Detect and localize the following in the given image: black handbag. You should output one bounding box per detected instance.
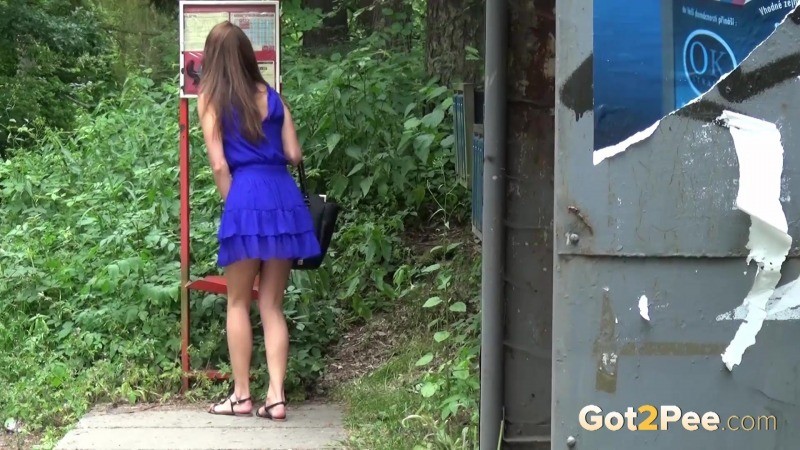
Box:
[293,162,340,270]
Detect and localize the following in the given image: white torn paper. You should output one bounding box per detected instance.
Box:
[593,121,659,166]
[718,111,792,372]
[638,295,650,321]
[717,278,800,321]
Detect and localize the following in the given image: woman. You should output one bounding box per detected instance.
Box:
[198,21,321,421]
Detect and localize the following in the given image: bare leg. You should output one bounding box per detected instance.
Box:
[256,259,291,419]
[209,258,259,414]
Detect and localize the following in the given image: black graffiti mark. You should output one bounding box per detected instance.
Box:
[560,53,593,120]
[680,10,800,120]
[717,52,800,103]
[715,6,800,102]
[674,99,731,124]
[186,60,202,86]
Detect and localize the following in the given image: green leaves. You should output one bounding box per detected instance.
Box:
[423,297,443,308]
[421,109,445,129]
[326,133,342,153]
[415,353,434,367]
[433,331,451,343]
[282,32,463,217]
[420,382,438,398]
[449,302,467,313]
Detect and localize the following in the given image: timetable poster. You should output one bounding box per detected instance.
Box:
[231,12,277,52]
[183,11,229,51]
[259,61,276,88]
[180,2,280,98]
[672,0,798,108]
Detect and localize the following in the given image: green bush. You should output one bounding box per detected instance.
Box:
[0,0,117,156]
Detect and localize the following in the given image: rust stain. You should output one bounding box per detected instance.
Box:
[619,342,726,356]
[592,293,618,393]
[591,294,728,394]
[568,205,594,235]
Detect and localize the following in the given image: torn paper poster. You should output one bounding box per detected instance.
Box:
[717,278,800,321]
[638,295,650,321]
[593,121,659,166]
[718,111,792,372]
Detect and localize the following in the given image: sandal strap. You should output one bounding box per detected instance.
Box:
[264,401,286,411]
[215,395,252,409]
[233,396,252,405]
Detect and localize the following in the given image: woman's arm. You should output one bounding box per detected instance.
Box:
[280,98,303,166]
[198,93,232,200]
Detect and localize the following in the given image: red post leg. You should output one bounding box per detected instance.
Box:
[179,98,191,393]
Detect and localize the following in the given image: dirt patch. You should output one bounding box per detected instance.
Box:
[317,225,480,395]
[404,223,478,258]
[317,315,404,393]
[0,431,41,450]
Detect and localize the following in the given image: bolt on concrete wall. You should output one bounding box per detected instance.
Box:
[555,2,800,448]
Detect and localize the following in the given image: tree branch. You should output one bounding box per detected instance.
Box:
[102,26,161,37]
[64,94,92,109]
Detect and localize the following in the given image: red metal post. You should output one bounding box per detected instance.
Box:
[179,98,191,393]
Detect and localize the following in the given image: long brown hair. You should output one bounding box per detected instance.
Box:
[199,21,268,143]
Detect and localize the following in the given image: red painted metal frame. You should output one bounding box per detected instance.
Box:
[179,98,191,392]
[187,275,261,299]
[180,101,243,389]
[177,92,265,392]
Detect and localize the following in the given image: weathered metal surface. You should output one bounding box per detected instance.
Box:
[503,0,555,446]
[554,1,800,448]
[553,258,800,448]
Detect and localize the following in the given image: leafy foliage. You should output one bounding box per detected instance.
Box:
[0,75,182,443]
[335,239,481,449]
[284,17,479,449]
[0,0,116,156]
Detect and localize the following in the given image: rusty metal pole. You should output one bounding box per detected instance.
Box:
[480,0,507,447]
[179,98,191,393]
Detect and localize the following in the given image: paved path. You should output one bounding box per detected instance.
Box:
[54,402,346,450]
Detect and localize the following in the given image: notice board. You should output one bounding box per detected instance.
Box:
[179,1,280,98]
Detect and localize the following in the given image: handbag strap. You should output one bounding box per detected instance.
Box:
[297,161,309,197]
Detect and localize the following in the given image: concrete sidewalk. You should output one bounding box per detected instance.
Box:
[54,402,346,450]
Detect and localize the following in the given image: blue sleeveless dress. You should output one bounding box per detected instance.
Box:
[216,85,321,267]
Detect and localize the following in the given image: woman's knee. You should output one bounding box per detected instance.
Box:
[227,293,252,308]
[224,259,260,305]
[258,292,283,311]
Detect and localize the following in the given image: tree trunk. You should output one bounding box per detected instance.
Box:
[302,0,348,50]
[425,0,485,86]
[353,0,373,32]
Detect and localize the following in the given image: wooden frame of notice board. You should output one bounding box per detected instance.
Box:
[179,1,281,98]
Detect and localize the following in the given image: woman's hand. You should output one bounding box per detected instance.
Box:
[198,93,232,201]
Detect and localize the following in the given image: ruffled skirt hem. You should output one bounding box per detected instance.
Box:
[217,232,322,267]
[217,206,316,239]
